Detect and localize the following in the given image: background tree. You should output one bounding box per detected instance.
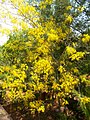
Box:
[70,0,90,34]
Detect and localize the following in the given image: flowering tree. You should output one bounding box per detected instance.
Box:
[0,0,90,119]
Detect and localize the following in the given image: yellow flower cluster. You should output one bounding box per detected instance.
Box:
[32,59,53,83]
[77,6,85,12]
[1,64,28,101]
[65,15,73,23]
[58,66,66,73]
[39,0,53,9]
[47,33,59,42]
[70,52,85,61]
[80,97,90,104]
[66,46,76,55]
[82,34,90,43]
[60,72,79,95]
[30,100,45,113]
[66,6,72,10]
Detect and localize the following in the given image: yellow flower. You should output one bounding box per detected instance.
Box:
[65,15,73,23]
[48,33,59,42]
[82,34,90,43]
[38,106,45,113]
[78,6,85,12]
[70,52,85,61]
[66,46,76,55]
[11,18,18,24]
[66,6,72,10]
[80,97,90,104]
[58,66,66,73]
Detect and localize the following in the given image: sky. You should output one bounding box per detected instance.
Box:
[0,35,8,46]
[0,23,11,46]
[0,1,11,46]
[0,0,17,46]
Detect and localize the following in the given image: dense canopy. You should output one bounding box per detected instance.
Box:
[0,0,90,119]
